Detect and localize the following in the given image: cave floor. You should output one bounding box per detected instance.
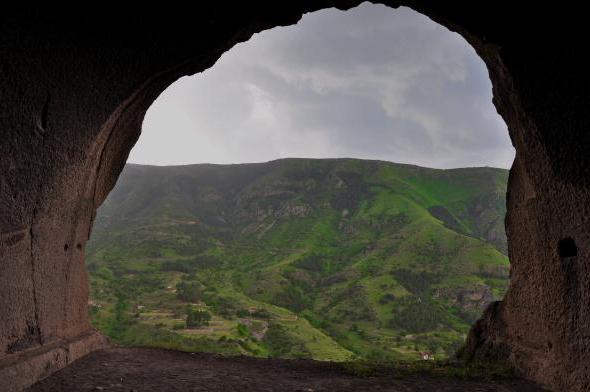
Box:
[28,347,545,392]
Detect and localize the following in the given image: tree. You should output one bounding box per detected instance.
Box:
[176,280,203,302]
[186,306,211,328]
[107,295,133,340]
[264,324,293,357]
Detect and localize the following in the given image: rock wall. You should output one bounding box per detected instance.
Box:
[0,2,588,390]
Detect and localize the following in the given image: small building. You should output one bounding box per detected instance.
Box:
[420,351,435,361]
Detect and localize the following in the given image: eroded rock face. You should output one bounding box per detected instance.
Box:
[0,2,588,390]
[433,283,496,323]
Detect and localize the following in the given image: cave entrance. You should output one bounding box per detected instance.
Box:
[85,3,513,363]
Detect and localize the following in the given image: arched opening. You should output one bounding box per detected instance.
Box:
[86,3,514,364]
[1,3,587,391]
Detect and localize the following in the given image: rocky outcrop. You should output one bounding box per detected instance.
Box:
[433,284,495,316]
[1,2,589,391]
[458,301,512,363]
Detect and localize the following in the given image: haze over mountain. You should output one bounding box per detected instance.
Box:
[87,158,509,360]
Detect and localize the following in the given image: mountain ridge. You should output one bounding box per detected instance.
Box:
[88,157,509,361]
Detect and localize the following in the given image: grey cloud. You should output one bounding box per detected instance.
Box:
[129,2,514,169]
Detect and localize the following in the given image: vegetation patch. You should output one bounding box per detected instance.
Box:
[87,159,509,362]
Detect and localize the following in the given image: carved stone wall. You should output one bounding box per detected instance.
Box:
[0,3,588,390]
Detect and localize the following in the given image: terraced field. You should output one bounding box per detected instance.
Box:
[87,158,509,361]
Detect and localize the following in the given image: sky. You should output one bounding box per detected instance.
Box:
[128,3,515,169]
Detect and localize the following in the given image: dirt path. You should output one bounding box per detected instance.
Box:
[29,348,545,392]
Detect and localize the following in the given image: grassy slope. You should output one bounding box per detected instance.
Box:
[87,158,509,362]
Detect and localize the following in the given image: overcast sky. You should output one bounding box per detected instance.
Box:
[129,3,515,169]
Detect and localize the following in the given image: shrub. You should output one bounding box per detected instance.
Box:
[389,298,450,333]
[273,285,311,312]
[210,297,238,318]
[251,308,271,319]
[176,280,203,302]
[379,293,396,305]
[161,260,194,273]
[237,323,250,337]
[186,306,211,328]
[392,269,440,295]
[263,324,302,358]
[294,253,325,272]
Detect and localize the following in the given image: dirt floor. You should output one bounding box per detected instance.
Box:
[28,348,546,391]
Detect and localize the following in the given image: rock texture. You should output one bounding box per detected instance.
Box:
[0,331,107,392]
[0,2,588,391]
[29,347,545,392]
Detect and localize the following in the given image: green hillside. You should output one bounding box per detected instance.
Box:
[87,158,509,361]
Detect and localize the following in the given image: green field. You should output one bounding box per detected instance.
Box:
[87,158,509,362]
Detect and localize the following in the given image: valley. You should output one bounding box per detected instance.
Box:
[87,158,509,362]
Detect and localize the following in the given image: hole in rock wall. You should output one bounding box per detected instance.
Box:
[558,237,578,258]
[87,3,515,362]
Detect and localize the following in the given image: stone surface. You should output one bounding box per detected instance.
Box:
[0,2,588,391]
[0,331,107,392]
[28,347,545,392]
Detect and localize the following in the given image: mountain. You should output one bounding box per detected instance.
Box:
[87,158,509,361]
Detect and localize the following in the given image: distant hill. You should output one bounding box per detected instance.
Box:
[87,158,509,361]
